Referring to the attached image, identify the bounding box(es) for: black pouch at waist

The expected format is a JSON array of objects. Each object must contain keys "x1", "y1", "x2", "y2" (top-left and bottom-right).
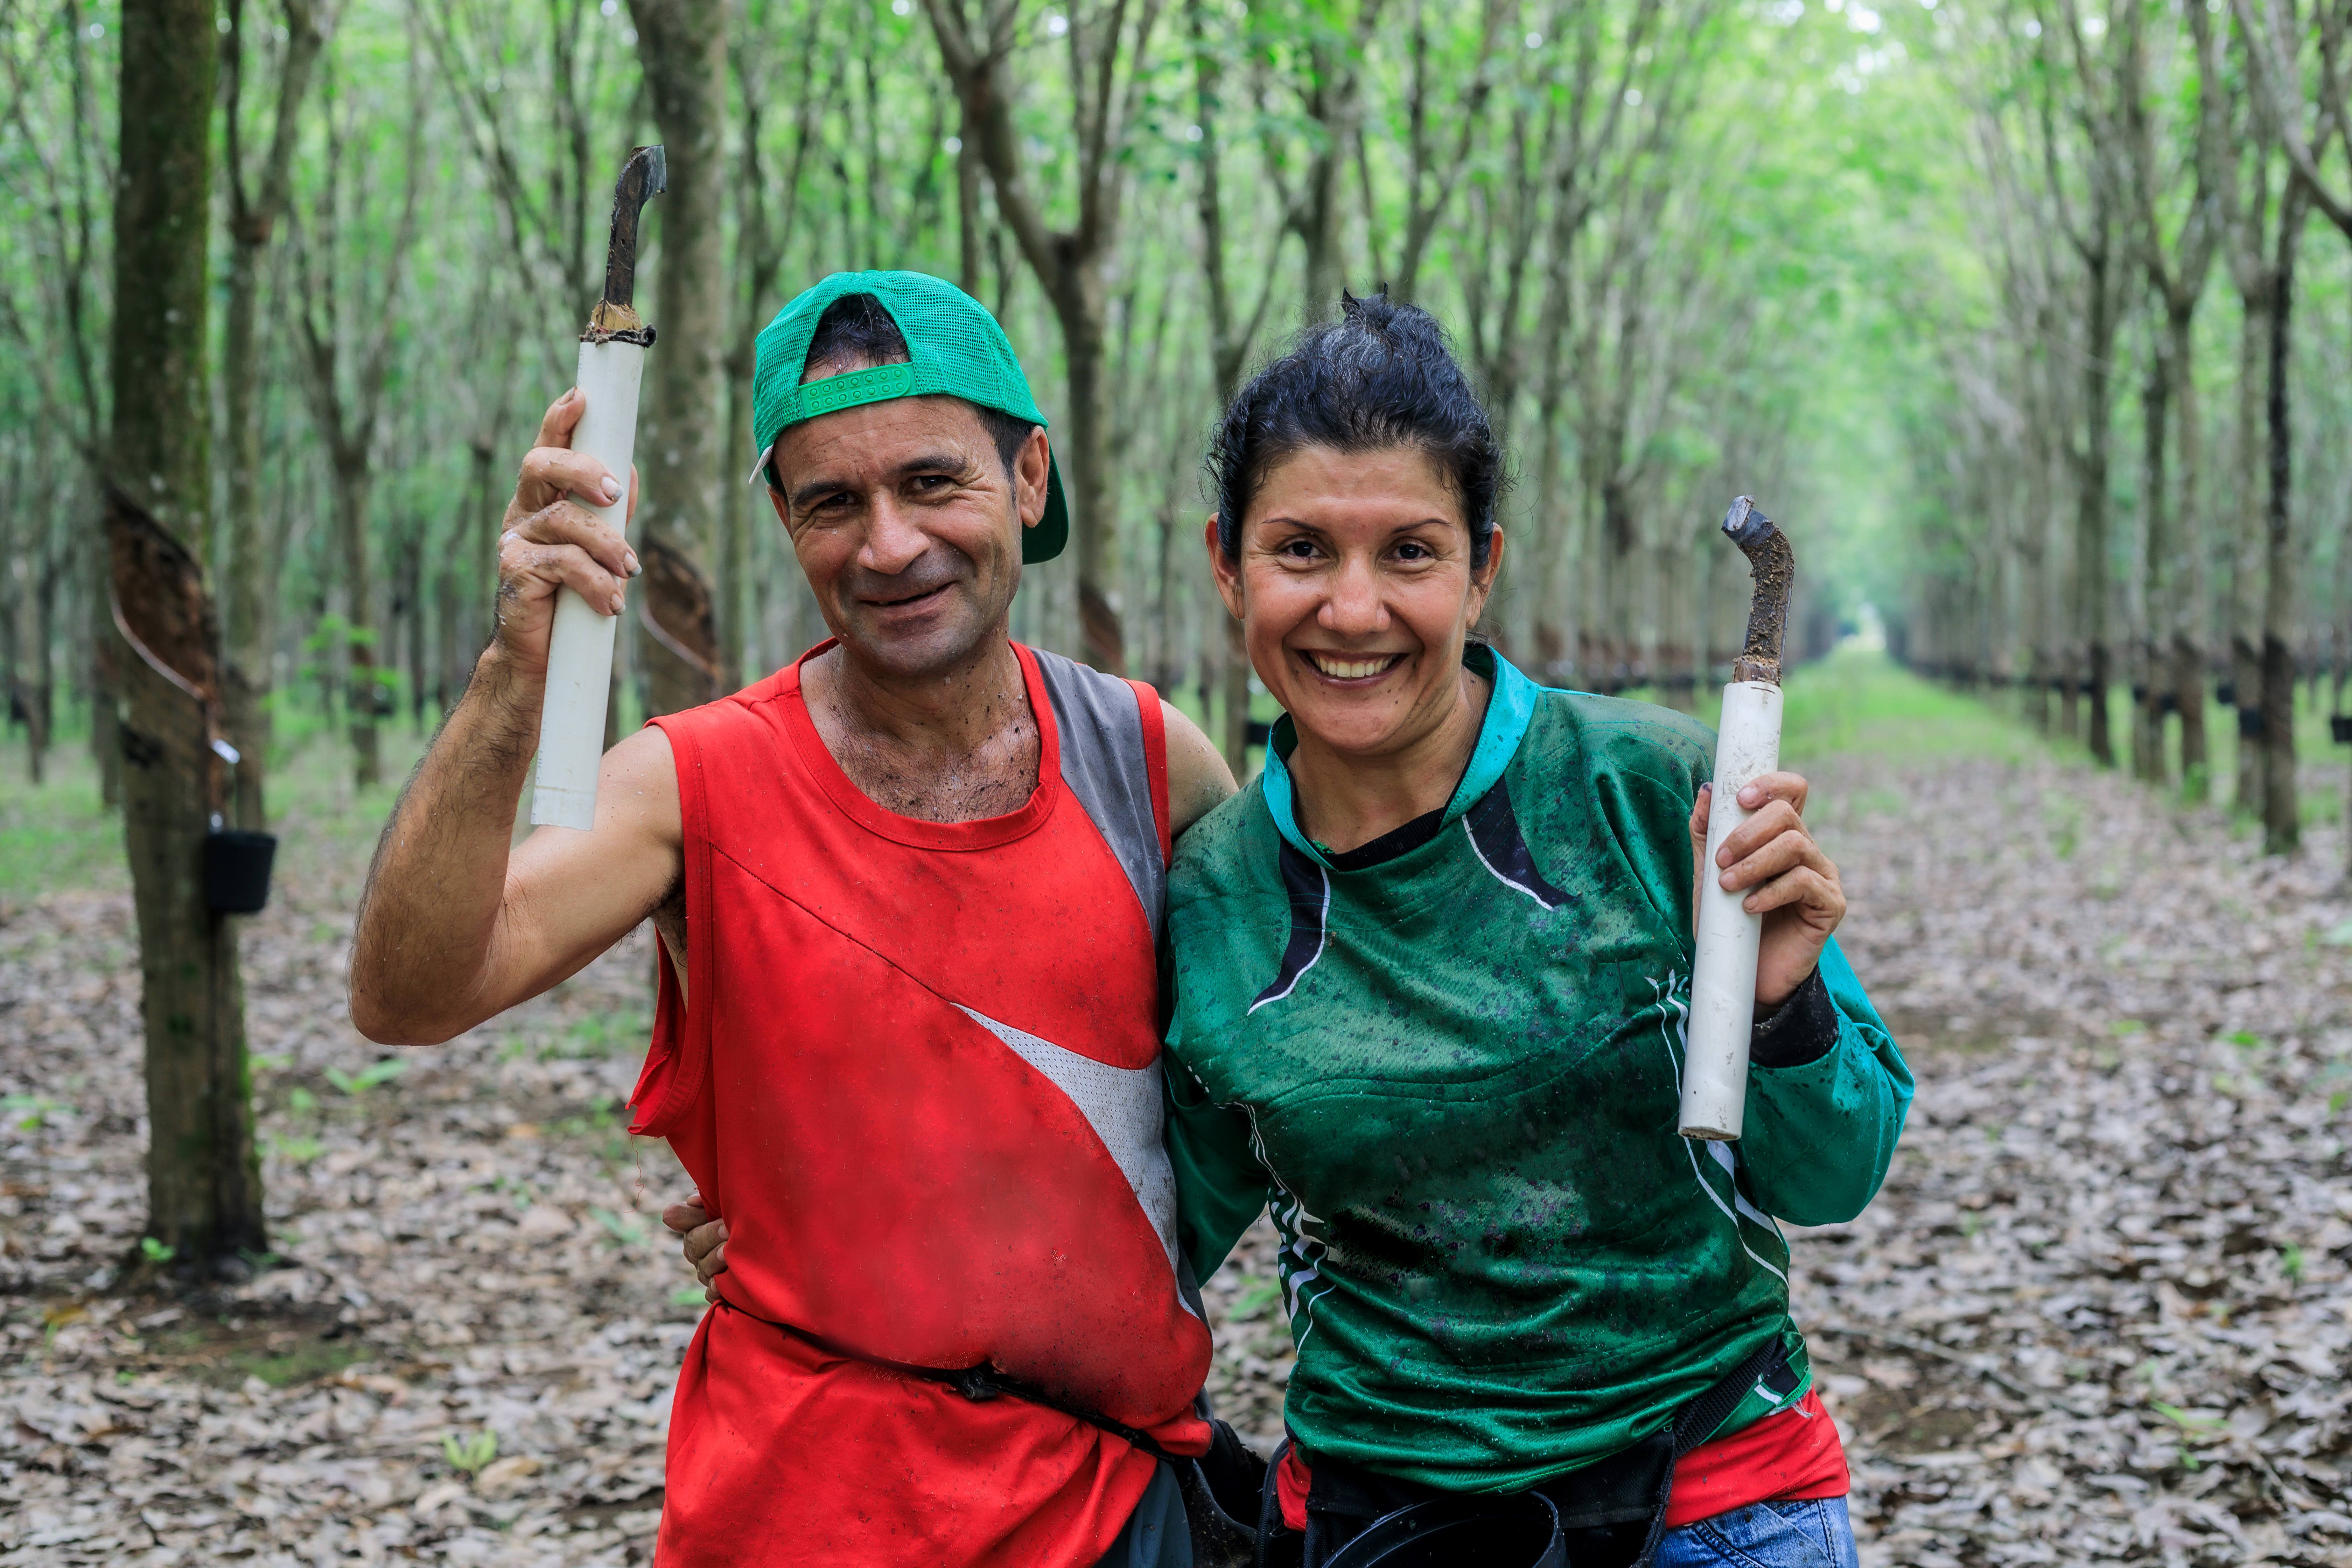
[
  {"x1": 1307, "y1": 1441, "x2": 1660, "y2": 1568},
  {"x1": 1300, "y1": 1337, "x2": 1795, "y2": 1568}
]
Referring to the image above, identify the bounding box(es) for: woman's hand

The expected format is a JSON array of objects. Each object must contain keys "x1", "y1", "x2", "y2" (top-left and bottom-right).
[
  {"x1": 1688, "y1": 772, "x2": 1846, "y2": 1007},
  {"x1": 661, "y1": 1197, "x2": 729, "y2": 1303}
]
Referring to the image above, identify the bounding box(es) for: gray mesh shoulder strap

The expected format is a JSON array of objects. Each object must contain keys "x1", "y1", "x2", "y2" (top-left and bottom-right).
[{"x1": 1030, "y1": 647, "x2": 1166, "y2": 943}]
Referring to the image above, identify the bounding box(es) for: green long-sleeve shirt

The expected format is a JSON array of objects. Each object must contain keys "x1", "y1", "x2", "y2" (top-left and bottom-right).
[{"x1": 1162, "y1": 647, "x2": 1912, "y2": 1491}]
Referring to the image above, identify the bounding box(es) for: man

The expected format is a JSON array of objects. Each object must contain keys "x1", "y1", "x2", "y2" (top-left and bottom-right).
[{"x1": 350, "y1": 271, "x2": 1237, "y2": 1567}]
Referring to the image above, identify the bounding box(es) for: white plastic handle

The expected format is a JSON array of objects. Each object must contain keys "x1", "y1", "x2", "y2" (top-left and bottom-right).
[
  {"x1": 528, "y1": 338, "x2": 644, "y2": 831},
  {"x1": 1679, "y1": 680, "x2": 1783, "y2": 1141}
]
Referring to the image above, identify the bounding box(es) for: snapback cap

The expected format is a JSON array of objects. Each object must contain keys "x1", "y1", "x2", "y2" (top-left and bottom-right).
[{"x1": 747, "y1": 270, "x2": 1068, "y2": 565}]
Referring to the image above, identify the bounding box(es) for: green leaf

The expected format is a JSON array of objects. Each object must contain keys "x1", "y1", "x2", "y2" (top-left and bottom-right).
[
  {"x1": 441, "y1": 1429, "x2": 499, "y2": 1473},
  {"x1": 326, "y1": 1058, "x2": 408, "y2": 1097},
  {"x1": 139, "y1": 1237, "x2": 175, "y2": 1263}
]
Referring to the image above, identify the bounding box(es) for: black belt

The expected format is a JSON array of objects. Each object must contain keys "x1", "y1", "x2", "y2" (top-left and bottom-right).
[
  {"x1": 716, "y1": 1297, "x2": 1192, "y2": 1463},
  {"x1": 1280, "y1": 1337, "x2": 1801, "y2": 1568}
]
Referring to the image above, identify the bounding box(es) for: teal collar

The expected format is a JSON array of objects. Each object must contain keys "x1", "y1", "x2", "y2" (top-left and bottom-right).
[{"x1": 1261, "y1": 643, "x2": 1542, "y2": 870}]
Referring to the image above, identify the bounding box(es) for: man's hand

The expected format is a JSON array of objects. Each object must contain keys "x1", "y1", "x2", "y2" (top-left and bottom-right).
[
  {"x1": 662, "y1": 1199, "x2": 728, "y2": 1302},
  {"x1": 495, "y1": 387, "x2": 643, "y2": 679},
  {"x1": 346, "y1": 385, "x2": 682, "y2": 1049},
  {"x1": 1688, "y1": 771, "x2": 1845, "y2": 1008}
]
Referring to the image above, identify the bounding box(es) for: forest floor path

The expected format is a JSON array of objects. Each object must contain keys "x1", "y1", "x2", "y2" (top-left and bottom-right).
[{"x1": 7, "y1": 652, "x2": 2352, "y2": 1566}]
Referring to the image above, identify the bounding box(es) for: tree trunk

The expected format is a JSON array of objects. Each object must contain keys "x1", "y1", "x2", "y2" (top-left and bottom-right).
[
  {"x1": 467, "y1": 435, "x2": 499, "y2": 668},
  {"x1": 2076, "y1": 237, "x2": 2116, "y2": 768},
  {"x1": 2231, "y1": 297, "x2": 2264, "y2": 816},
  {"x1": 1059, "y1": 300, "x2": 1123, "y2": 673},
  {"x1": 928, "y1": 0, "x2": 1162, "y2": 677},
  {"x1": 106, "y1": 0, "x2": 263, "y2": 1272},
  {"x1": 402, "y1": 526, "x2": 428, "y2": 731},
  {"x1": 956, "y1": 111, "x2": 983, "y2": 299},
  {"x1": 2168, "y1": 306, "x2": 2208, "y2": 797},
  {"x1": 2259, "y1": 183, "x2": 2306, "y2": 854},
  {"x1": 219, "y1": 237, "x2": 273, "y2": 826},
  {"x1": 631, "y1": 0, "x2": 731, "y2": 711},
  {"x1": 2137, "y1": 323, "x2": 2171, "y2": 784},
  {"x1": 219, "y1": 0, "x2": 322, "y2": 831},
  {"x1": 334, "y1": 460, "x2": 381, "y2": 788},
  {"x1": 1223, "y1": 616, "x2": 1252, "y2": 780},
  {"x1": 638, "y1": 535, "x2": 721, "y2": 709}
]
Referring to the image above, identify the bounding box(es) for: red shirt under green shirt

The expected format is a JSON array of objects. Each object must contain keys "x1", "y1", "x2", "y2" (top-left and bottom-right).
[{"x1": 1273, "y1": 1389, "x2": 1850, "y2": 1531}]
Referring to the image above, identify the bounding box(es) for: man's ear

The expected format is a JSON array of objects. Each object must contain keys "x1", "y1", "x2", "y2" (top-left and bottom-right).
[
  {"x1": 1015, "y1": 426, "x2": 1051, "y2": 529},
  {"x1": 1204, "y1": 516, "x2": 1245, "y2": 621}
]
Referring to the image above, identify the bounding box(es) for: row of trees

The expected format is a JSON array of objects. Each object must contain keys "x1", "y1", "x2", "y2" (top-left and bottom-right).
[
  {"x1": 8, "y1": 0, "x2": 2339, "y2": 1266},
  {"x1": 1886, "y1": 0, "x2": 2352, "y2": 855}
]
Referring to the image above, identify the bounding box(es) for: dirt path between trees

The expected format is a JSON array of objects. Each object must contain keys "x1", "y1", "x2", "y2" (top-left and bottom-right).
[{"x1": 9, "y1": 733, "x2": 2352, "y2": 1565}]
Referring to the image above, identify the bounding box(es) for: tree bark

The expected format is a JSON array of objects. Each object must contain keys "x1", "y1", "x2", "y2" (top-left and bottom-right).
[
  {"x1": 332, "y1": 458, "x2": 381, "y2": 786},
  {"x1": 106, "y1": 0, "x2": 264, "y2": 1272},
  {"x1": 631, "y1": 0, "x2": 731, "y2": 712},
  {"x1": 219, "y1": 0, "x2": 323, "y2": 830},
  {"x1": 2168, "y1": 305, "x2": 2209, "y2": 795},
  {"x1": 927, "y1": 0, "x2": 1166, "y2": 675},
  {"x1": 2259, "y1": 179, "x2": 2307, "y2": 854},
  {"x1": 2229, "y1": 299, "x2": 2264, "y2": 815},
  {"x1": 2074, "y1": 219, "x2": 2116, "y2": 769},
  {"x1": 2136, "y1": 313, "x2": 2170, "y2": 783}
]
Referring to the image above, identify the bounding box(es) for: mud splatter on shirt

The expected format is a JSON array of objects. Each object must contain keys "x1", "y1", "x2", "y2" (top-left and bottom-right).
[{"x1": 1163, "y1": 645, "x2": 1914, "y2": 1491}]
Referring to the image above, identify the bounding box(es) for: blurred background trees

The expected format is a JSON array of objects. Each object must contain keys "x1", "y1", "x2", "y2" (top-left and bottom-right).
[
  {"x1": 2, "y1": 0, "x2": 2350, "y2": 1273},
  {"x1": 0, "y1": 0, "x2": 2348, "y2": 799}
]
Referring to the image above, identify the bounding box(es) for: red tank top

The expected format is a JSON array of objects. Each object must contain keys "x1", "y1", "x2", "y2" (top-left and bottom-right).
[{"x1": 631, "y1": 640, "x2": 1213, "y2": 1568}]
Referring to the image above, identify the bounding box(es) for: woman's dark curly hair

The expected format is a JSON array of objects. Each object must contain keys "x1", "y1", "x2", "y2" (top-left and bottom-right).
[{"x1": 1207, "y1": 291, "x2": 1505, "y2": 568}]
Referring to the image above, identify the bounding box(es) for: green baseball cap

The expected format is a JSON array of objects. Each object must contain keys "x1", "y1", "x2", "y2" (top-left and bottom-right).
[{"x1": 747, "y1": 270, "x2": 1068, "y2": 565}]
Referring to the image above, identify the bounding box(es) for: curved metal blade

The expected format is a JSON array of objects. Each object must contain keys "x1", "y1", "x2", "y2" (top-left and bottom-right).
[
  {"x1": 1723, "y1": 496, "x2": 1796, "y2": 686},
  {"x1": 595, "y1": 144, "x2": 667, "y2": 319}
]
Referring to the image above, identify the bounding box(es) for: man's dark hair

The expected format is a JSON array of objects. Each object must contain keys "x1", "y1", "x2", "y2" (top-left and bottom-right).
[
  {"x1": 781, "y1": 292, "x2": 1037, "y2": 481},
  {"x1": 1206, "y1": 291, "x2": 1505, "y2": 567}
]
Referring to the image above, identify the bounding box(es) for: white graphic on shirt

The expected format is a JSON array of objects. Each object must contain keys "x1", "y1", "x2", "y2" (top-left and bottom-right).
[
  {"x1": 1241, "y1": 1104, "x2": 1335, "y2": 1349},
  {"x1": 1651, "y1": 974, "x2": 1790, "y2": 1284},
  {"x1": 1248, "y1": 864, "x2": 1330, "y2": 1015},
  {"x1": 954, "y1": 1004, "x2": 1195, "y2": 1318}
]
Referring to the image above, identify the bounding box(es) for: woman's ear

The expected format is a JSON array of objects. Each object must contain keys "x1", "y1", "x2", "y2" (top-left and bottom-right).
[
  {"x1": 1467, "y1": 526, "x2": 1506, "y2": 617},
  {"x1": 1204, "y1": 515, "x2": 1246, "y2": 621}
]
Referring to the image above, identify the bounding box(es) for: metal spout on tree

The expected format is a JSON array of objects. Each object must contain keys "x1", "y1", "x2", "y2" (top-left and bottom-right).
[
  {"x1": 1680, "y1": 496, "x2": 1796, "y2": 1142},
  {"x1": 530, "y1": 144, "x2": 666, "y2": 831}
]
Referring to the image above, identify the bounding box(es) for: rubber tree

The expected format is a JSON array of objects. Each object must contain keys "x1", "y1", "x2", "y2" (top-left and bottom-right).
[
  {"x1": 106, "y1": 0, "x2": 266, "y2": 1272},
  {"x1": 2124, "y1": 0, "x2": 2222, "y2": 793},
  {"x1": 629, "y1": 0, "x2": 731, "y2": 710},
  {"x1": 292, "y1": 48, "x2": 424, "y2": 790},
  {"x1": 2235, "y1": 0, "x2": 2352, "y2": 856},
  {"x1": 2254, "y1": 176, "x2": 2308, "y2": 852},
  {"x1": 218, "y1": 0, "x2": 323, "y2": 829},
  {"x1": 926, "y1": 0, "x2": 1167, "y2": 675},
  {"x1": 2053, "y1": 0, "x2": 2130, "y2": 769},
  {"x1": 1188, "y1": 0, "x2": 1287, "y2": 773}
]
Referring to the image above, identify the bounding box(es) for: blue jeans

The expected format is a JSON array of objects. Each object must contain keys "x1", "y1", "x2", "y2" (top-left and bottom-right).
[{"x1": 1656, "y1": 1497, "x2": 1860, "y2": 1568}]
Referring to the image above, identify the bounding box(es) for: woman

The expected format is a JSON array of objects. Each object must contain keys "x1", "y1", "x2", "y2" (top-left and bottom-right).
[{"x1": 1163, "y1": 294, "x2": 1911, "y2": 1568}]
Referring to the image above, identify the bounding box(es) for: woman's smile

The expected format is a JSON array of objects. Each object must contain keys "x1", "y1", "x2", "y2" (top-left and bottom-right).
[{"x1": 1299, "y1": 650, "x2": 1407, "y2": 684}]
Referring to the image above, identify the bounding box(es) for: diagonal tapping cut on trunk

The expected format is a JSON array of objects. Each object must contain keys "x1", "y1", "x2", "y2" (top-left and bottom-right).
[{"x1": 106, "y1": 489, "x2": 266, "y2": 1268}]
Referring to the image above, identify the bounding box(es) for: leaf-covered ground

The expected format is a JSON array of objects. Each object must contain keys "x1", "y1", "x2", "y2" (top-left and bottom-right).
[{"x1": 8, "y1": 658, "x2": 2352, "y2": 1566}]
